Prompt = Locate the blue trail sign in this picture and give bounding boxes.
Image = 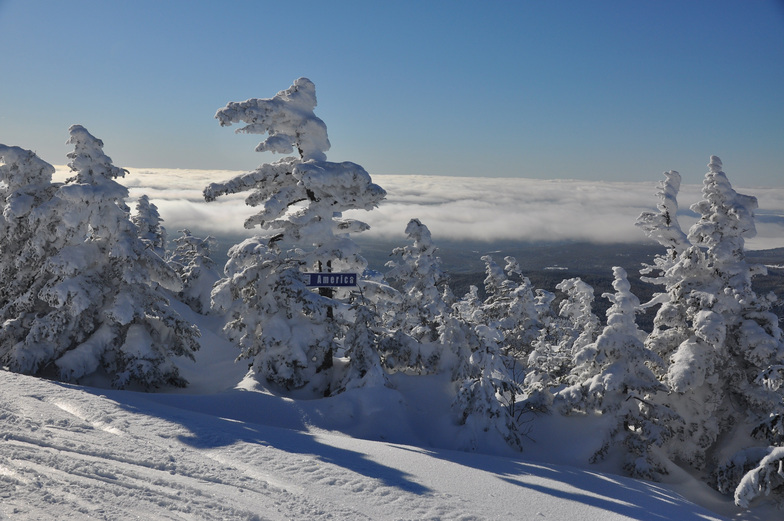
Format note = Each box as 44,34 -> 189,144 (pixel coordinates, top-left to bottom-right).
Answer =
304,273 -> 358,288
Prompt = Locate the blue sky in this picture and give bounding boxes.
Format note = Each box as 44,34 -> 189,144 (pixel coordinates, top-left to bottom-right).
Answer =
1,0 -> 782,185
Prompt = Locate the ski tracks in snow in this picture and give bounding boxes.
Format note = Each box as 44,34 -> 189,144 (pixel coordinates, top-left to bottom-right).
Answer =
0,373 -> 482,520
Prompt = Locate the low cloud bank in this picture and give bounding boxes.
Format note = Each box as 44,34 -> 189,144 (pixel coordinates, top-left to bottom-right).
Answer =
53,166 -> 784,251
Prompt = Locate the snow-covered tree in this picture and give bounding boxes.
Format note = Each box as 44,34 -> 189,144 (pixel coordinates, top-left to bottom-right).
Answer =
526,277 -> 599,389
452,324 -> 524,451
636,170 -> 693,373
0,145 -> 58,311
384,218 -> 450,373
558,267 -> 677,479
2,126 -> 199,389
480,255 -> 540,359
555,277 -> 601,355
732,447 -> 784,509
664,158 -> 783,468
0,145 -> 61,370
132,195 -> 166,259
636,169 -> 689,256
211,236 -> 338,391
637,157 -> 784,492
205,78 -> 386,394
337,293 -> 390,393
168,229 -> 221,314
386,218 -> 449,341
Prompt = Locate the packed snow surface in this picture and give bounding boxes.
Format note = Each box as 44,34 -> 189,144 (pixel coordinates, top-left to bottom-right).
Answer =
0,310 -> 756,520
0,372 -> 731,521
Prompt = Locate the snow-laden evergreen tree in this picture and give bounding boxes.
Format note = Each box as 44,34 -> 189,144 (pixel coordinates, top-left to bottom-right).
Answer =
480,255 -> 540,359
454,284 -> 483,326
0,145 -> 58,310
337,292 -> 390,393
689,158 -> 784,503
526,278 -> 599,386
168,229 -> 221,314
636,170 -> 693,381
452,323 -> 524,451
211,236 -> 339,391
447,262 -> 527,451
0,145 -> 61,368
557,267 -> 678,479
671,158 -> 783,469
636,170 -> 690,256
132,195 -> 167,259
554,277 -> 601,356
384,218 -> 450,373
205,78 -> 386,394
2,126 -> 199,388
731,447 -> 784,509
637,157 -> 784,498
386,218 -> 449,342
521,277 -> 601,415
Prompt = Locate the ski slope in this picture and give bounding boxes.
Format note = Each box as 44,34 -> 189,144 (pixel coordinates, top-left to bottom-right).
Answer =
1,367 -> 745,521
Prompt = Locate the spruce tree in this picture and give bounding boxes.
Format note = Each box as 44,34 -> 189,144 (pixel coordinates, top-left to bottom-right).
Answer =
206,78 -> 385,393
3,126 -> 199,388
558,267 -> 678,479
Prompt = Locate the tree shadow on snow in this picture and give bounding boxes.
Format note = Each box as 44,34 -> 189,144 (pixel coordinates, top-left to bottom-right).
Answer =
393,446 -> 727,521
178,417 -> 430,495
83,387 -> 431,496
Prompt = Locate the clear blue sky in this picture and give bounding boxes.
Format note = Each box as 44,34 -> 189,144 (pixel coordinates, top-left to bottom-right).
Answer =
1,0 -> 782,185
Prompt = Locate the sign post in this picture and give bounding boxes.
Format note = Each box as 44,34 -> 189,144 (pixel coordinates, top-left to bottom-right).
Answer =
304,273 -> 358,288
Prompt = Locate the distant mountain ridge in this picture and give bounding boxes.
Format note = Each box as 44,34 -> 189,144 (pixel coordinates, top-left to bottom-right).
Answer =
180,232 -> 784,331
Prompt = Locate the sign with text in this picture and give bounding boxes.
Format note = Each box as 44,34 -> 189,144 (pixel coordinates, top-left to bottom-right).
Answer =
304,273 -> 358,287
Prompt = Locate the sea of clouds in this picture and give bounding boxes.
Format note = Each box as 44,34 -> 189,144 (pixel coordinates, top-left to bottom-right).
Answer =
54,166 -> 784,251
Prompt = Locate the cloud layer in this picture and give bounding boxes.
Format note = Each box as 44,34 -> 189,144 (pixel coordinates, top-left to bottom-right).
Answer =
53,166 -> 784,251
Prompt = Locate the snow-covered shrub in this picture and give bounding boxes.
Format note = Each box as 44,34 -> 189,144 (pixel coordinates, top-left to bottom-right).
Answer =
205,78 -> 386,394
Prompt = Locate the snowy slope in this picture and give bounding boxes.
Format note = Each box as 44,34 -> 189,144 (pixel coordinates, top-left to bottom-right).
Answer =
0,305 -> 770,520
1,370 -> 734,521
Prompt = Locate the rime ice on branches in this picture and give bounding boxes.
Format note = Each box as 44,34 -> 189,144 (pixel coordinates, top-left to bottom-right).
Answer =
206,78 -> 386,394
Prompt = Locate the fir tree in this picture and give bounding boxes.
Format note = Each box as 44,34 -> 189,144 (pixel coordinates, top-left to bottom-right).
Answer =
638,157 -> 784,498
452,324 -> 524,451
384,218 -> 450,373
0,145 -> 58,309
168,229 -> 221,314
0,145 -> 60,369
205,78 -> 385,393
558,267 -> 678,479
3,126 -> 199,388
132,195 -> 167,259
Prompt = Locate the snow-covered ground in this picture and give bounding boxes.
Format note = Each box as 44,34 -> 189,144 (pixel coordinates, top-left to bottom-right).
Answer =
2,304 -> 774,521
